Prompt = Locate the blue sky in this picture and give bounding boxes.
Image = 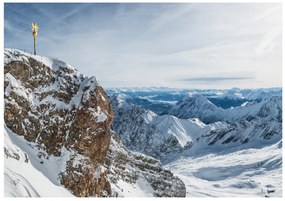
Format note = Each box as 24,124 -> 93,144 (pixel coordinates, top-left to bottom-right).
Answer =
4,3 -> 282,89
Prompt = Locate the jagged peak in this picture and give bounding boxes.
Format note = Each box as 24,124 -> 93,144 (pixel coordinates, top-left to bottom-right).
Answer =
4,48 -> 103,111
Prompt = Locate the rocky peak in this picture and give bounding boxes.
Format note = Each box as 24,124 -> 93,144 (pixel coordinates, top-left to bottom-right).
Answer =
4,49 -> 186,197
169,93 -> 224,123
4,49 -> 113,157
4,49 -> 114,196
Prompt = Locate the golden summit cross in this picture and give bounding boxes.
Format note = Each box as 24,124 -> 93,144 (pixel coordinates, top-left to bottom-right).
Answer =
31,22 -> 38,55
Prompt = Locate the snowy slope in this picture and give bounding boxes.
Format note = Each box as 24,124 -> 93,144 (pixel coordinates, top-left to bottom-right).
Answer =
4,123 -> 185,197
161,95 -> 282,164
165,141 -> 282,197
154,116 -> 226,147
4,126 -> 74,197
111,94 -> 182,160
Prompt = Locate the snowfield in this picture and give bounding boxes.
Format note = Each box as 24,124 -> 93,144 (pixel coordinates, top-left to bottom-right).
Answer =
165,141 -> 282,197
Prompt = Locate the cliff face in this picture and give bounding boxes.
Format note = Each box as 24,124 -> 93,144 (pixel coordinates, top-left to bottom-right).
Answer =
4,49 -> 186,197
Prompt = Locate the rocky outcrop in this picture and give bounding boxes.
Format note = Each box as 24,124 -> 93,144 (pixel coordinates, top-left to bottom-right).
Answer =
4,49 -> 186,197
4,49 -> 114,196
105,132 -> 186,197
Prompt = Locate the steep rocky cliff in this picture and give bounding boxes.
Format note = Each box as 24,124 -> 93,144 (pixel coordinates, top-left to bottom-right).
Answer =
4,49 -> 186,197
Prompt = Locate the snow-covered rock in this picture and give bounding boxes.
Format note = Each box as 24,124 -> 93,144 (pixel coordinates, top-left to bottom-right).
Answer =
105,133 -> 185,197
4,48 -> 186,197
168,94 -> 224,123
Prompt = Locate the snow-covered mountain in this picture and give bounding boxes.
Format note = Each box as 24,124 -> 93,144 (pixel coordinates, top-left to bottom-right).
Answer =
4,49 -> 186,197
108,87 -> 281,100
111,92 -> 281,162
169,95 -> 281,159
166,95 -> 282,196
111,93 -> 226,161
107,87 -> 281,111
110,93 -> 183,161
168,93 -> 281,124
168,94 -> 224,123
110,90 -> 282,197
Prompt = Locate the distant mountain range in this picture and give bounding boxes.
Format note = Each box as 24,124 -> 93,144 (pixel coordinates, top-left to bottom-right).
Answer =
106,87 -> 281,114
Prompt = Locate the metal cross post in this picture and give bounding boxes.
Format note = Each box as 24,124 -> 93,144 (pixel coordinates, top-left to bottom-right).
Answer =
31,22 -> 38,55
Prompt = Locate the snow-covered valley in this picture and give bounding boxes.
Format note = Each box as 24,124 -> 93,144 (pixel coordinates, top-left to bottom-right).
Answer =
165,141 -> 282,197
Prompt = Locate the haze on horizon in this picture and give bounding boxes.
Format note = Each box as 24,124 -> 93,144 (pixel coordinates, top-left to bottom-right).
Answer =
4,3 -> 282,89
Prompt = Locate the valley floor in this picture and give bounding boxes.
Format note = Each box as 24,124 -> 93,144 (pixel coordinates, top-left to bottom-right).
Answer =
165,142 -> 282,197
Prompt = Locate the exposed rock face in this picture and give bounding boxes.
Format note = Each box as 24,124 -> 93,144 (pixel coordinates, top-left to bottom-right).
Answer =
4,49 -> 186,197
105,132 -> 186,197
4,49 -> 113,196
